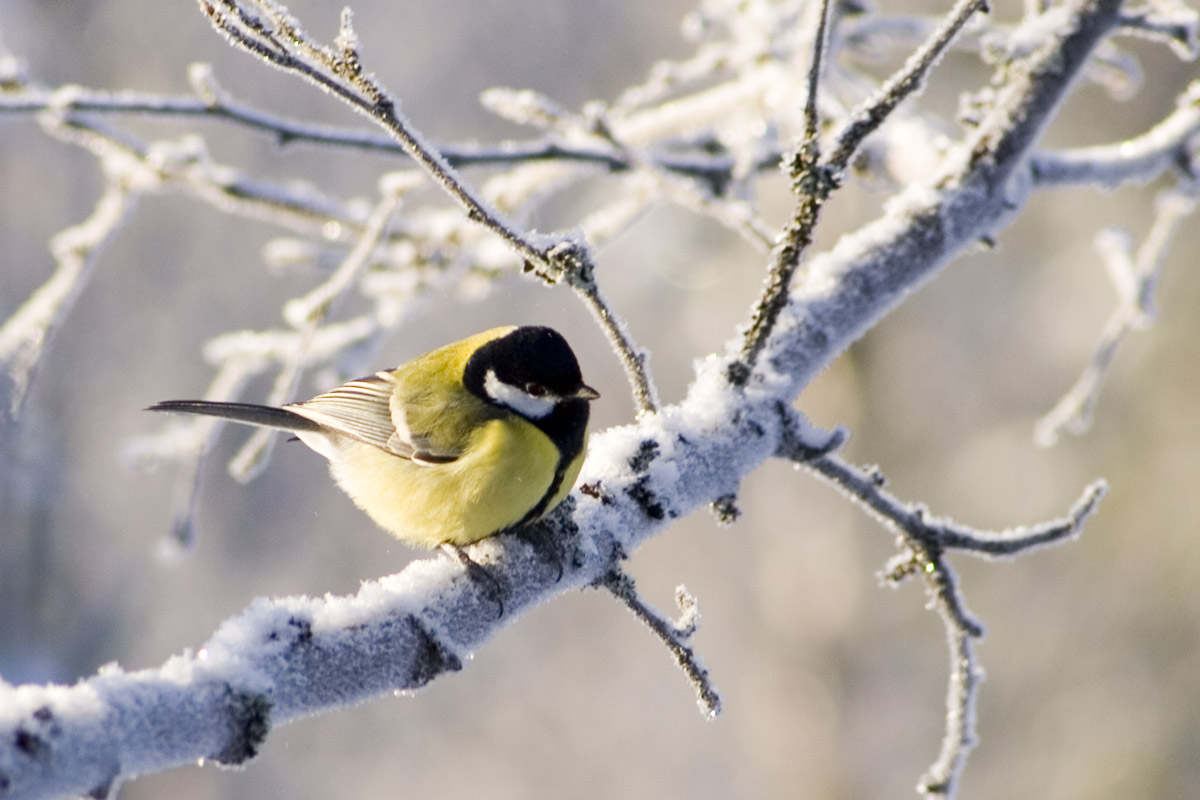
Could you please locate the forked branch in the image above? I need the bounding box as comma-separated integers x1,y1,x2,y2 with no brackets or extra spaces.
732,0,990,382
777,424,1106,796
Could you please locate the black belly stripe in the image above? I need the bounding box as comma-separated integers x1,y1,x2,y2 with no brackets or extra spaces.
512,453,572,530
508,397,589,531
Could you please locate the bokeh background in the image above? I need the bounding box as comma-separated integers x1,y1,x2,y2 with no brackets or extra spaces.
1,1,1198,798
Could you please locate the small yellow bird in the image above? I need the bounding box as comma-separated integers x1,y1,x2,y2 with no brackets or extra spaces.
148,326,599,551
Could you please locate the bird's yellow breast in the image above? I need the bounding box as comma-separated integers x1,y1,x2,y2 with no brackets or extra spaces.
327,415,582,548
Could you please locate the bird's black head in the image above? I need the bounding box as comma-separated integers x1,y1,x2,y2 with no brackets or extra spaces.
464,326,597,415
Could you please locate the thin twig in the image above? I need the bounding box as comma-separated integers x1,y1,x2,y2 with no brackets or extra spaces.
803,452,1107,560
569,273,661,414
583,106,775,253
229,189,403,481
729,0,839,383
200,1,547,270
804,0,833,144
1030,79,1200,189
920,618,980,796
827,0,990,173
0,85,762,184
599,568,721,719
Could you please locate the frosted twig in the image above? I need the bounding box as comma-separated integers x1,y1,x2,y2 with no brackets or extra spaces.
48,105,366,235
799,451,1108,562
133,357,266,555
598,568,721,719
920,614,980,797
729,0,836,382
827,0,989,173
1036,188,1197,445
0,109,381,418
199,1,662,416
581,104,774,253
731,0,989,381
128,316,380,553
780,433,1106,797
804,0,833,145
198,2,546,272
1116,0,1200,58
569,271,660,414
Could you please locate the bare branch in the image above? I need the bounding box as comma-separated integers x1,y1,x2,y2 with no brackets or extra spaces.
199,0,550,271
228,187,404,481
583,105,775,253
799,450,1107,561
0,83,757,181
920,618,981,797
1117,0,1200,58
827,0,990,174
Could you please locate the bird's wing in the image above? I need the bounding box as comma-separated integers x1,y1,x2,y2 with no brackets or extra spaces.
289,372,465,464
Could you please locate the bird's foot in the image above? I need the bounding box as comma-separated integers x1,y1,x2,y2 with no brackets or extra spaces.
440,543,506,619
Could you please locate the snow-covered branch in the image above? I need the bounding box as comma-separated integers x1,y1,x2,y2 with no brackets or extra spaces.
1030,79,1200,188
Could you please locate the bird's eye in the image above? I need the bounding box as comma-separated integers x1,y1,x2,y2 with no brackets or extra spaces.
525,383,547,397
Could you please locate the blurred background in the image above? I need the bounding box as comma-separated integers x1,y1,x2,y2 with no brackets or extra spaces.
1,1,1197,798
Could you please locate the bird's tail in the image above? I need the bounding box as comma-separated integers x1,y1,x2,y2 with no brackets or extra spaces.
146,400,324,433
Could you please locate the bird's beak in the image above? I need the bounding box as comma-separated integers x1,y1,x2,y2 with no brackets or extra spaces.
576,384,601,401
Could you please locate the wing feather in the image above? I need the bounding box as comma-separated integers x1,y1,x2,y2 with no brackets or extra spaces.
287,371,464,464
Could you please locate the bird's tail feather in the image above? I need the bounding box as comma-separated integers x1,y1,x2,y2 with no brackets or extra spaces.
146,400,324,433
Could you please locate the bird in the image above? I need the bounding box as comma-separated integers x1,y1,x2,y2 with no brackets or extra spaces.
147,326,599,558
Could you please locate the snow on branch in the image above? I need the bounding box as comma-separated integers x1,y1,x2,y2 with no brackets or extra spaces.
731,0,988,379
0,76,770,192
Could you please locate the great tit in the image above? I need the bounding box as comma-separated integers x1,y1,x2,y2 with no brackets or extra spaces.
148,326,599,549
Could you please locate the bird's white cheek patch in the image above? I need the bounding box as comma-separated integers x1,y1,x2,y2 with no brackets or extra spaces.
484,369,557,419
